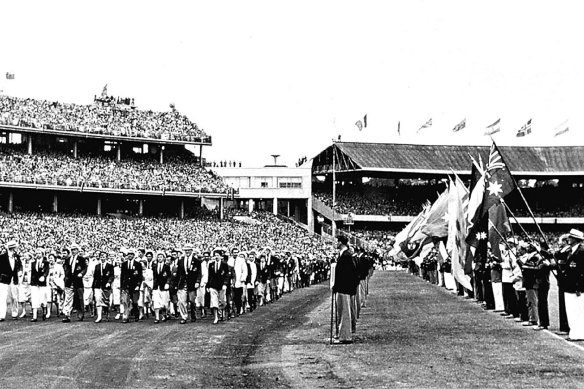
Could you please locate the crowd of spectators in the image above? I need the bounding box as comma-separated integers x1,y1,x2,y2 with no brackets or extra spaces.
0,148,230,194
313,185,584,219
0,95,209,142
313,186,434,216
0,211,335,266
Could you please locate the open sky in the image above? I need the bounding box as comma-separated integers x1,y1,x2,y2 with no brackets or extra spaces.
1,1,583,167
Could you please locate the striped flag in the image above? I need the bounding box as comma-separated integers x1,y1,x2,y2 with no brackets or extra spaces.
452,118,466,132
417,118,432,133
5,72,15,80
554,120,569,137
484,118,501,136
516,119,532,137
447,177,472,290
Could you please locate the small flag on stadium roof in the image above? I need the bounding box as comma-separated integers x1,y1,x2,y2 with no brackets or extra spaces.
363,114,367,128
397,121,401,136
101,84,108,98
516,119,532,137
554,119,569,137
417,118,432,133
355,120,363,131
452,118,466,132
484,118,501,136
6,72,15,80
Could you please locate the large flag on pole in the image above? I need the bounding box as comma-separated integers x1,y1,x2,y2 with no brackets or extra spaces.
484,119,501,136
481,142,517,216
447,177,473,290
5,72,15,80
417,118,432,133
419,189,450,239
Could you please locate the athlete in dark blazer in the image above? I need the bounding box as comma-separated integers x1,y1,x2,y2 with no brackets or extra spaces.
120,252,143,323
62,246,87,322
93,252,114,323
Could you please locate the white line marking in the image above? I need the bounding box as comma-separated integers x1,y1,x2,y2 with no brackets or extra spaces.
543,329,584,352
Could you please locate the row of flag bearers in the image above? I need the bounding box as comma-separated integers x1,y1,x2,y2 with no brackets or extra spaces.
394,140,584,342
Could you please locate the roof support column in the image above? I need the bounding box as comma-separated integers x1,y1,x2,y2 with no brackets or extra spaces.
97,197,102,216
8,191,13,213
219,197,224,220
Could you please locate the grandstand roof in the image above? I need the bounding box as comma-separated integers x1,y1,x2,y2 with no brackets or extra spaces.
312,142,584,176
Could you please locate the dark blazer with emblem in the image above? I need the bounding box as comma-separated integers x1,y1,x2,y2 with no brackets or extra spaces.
63,255,87,289
30,259,50,287
563,244,584,293
176,255,202,291
0,249,20,285
207,260,230,291
121,260,143,292
92,262,114,290
152,263,171,291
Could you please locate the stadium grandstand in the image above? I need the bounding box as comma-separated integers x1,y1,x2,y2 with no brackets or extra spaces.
311,142,584,241
0,91,236,218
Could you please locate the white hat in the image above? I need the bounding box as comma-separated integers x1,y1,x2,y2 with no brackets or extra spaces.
6,240,18,249
183,243,194,250
70,243,80,250
569,229,584,240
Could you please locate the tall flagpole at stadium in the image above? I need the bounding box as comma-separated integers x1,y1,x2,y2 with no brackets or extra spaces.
331,138,336,239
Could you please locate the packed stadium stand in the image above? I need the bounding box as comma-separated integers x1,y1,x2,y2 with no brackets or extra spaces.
0,91,233,219
0,95,211,143
311,142,584,239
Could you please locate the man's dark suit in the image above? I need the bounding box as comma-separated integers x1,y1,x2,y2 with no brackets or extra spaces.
63,254,87,319
121,259,143,320
93,262,114,290
176,255,202,291
0,250,20,285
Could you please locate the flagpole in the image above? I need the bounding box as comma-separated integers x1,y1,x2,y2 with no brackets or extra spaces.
499,199,533,241
332,140,336,239
492,142,550,247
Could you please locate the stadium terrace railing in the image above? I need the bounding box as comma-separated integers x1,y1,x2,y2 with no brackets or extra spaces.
0,124,212,146
0,181,233,198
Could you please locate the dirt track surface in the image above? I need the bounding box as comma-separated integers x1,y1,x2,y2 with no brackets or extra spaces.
2,271,584,388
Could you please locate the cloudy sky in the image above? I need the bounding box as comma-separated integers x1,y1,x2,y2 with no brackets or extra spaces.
1,1,583,167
